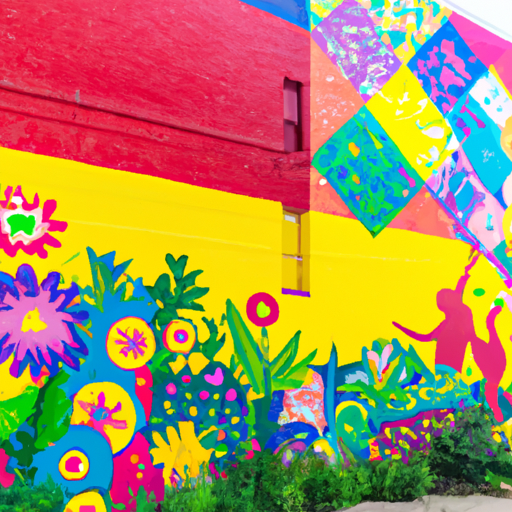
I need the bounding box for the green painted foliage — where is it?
[146,254,209,328]
[1,372,72,474]
[34,371,72,450]
[84,247,135,311]
[225,299,317,396]
[0,387,39,443]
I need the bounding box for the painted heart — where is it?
[204,367,224,386]
[256,301,271,319]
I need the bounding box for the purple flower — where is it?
[0,264,88,377]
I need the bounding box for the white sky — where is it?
[439,0,512,43]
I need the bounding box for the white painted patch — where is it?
[469,71,512,128]
[422,126,446,139]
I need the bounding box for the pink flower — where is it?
[0,264,88,377]
[77,391,128,443]
[0,186,67,259]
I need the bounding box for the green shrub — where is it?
[212,450,305,512]
[362,452,434,504]
[427,405,512,487]
[303,451,434,509]
[160,472,217,512]
[212,448,433,512]
[0,475,64,512]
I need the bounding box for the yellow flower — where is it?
[150,421,215,485]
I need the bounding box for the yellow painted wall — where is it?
[3,146,512,390]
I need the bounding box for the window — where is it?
[282,209,310,297]
[283,78,302,153]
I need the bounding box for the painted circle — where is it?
[32,425,113,496]
[246,292,279,327]
[106,316,156,370]
[71,382,137,455]
[58,449,90,481]
[65,491,107,512]
[163,320,196,354]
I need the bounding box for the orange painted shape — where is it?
[389,186,457,239]
[310,168,356,219]
[311,39,364,155]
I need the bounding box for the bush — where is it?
[212,450,305,512]
[427,405,512,488]
[212,448,433,512]
[133,403,512,511]
[0,476,64,512]
[160,472,217,512]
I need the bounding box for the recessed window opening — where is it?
[282,208,310,297]
[283,78,302,153]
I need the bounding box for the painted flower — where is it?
[106,317,156,369]
[76,392,128,435]
[150,422,214,486]
[366,344,406,384]
[71,382,136,455]
[0,186,67,258]
[0,264,88,378]
[163,320,196,354]
[246,292,279,327]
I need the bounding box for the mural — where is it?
[1,220,512,510]
[2,0,512,511]
[311,0,512,284]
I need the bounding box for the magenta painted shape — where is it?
[204,367,224,386]
[226,388,237,401]
[426,149,505,254]
[246,292,279,327]
[65,456,82,473]
[311,0,401,101]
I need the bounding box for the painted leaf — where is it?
[375,354,402,391]
[283,347,317,381]
[180,286,209,306]
[148,273,171,301]
[200,316,225,360]
[111,258,133,285]
[226,299,265,395]
[165,254,188,281]
[34,371,72,449]
[271,331,300,379]
[0,387,39,442]
[180,269,204,290]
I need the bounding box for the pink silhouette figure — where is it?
[392,254,481,374]
[393,253,508,422]
[472,305,506,422]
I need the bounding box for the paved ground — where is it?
[340,495,512,511]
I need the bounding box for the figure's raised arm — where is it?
[392,321,436,342]
[455,252,480,295]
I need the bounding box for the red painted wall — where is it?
[0,0,310,208]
